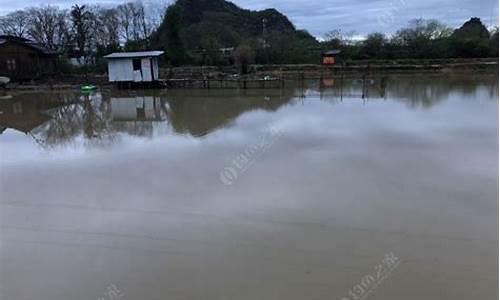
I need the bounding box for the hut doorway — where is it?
[132,59,141,71]
[132,59,142,82]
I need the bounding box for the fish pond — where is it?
[0,73,498,300]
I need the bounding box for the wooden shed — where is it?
[321,50,341,65]
[104,51,164,83]
[0,35,57,81]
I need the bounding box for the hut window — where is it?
[6,59,16,70]
[132,59,141,71]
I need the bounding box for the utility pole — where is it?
[262,18,268,37]
[262,18,269,64]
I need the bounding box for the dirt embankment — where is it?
[3,74,110,91]
[163,58,498,80]
[3,58,498,90]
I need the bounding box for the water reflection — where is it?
[165,89,293,136]
[111,96,166,122]
[1,73,498,300]
[0,73,497,149]
[110,96,167,139]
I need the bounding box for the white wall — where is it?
[141,58,152,81]
[108,59,134,82]
[152,57,159,80]
[108,57,161,82]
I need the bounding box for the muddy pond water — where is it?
[1,73,498,300]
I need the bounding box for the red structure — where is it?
[322,50,341,65]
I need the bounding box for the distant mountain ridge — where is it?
[451,17,490,40]
[153,0,316,51]
[450,17,493,57]
[178,0,296,33]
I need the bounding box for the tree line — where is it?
[232,18,499,67]
[154,6,499,68]
[0,2,498,68]
[322,18,498,61]
[0,1,166,64]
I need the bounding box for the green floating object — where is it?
[80,85,97,92]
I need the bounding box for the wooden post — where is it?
[280,68,284,88]
[340,72,344,101]
[362,74,366,99]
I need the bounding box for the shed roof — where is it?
[104,51,164,59]
[0,35,30,43]
[0,35,57,55]
[323,50,341,56]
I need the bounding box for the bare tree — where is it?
[0,10,31,37]
[394,18,452,44]
[140,1,168,41]
[117,2,135,42]
[144,0,168,34]
[96,8,120,47]
[28,5,68,50]
[0,1,166,55]
[56,10,72,52]
[128,1,150,41]
[131,2,144,41]
[324,29,357,47]
[116,1,165,44]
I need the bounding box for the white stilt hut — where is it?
[104,51,164,83]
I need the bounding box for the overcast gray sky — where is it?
[0,0,498,38]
